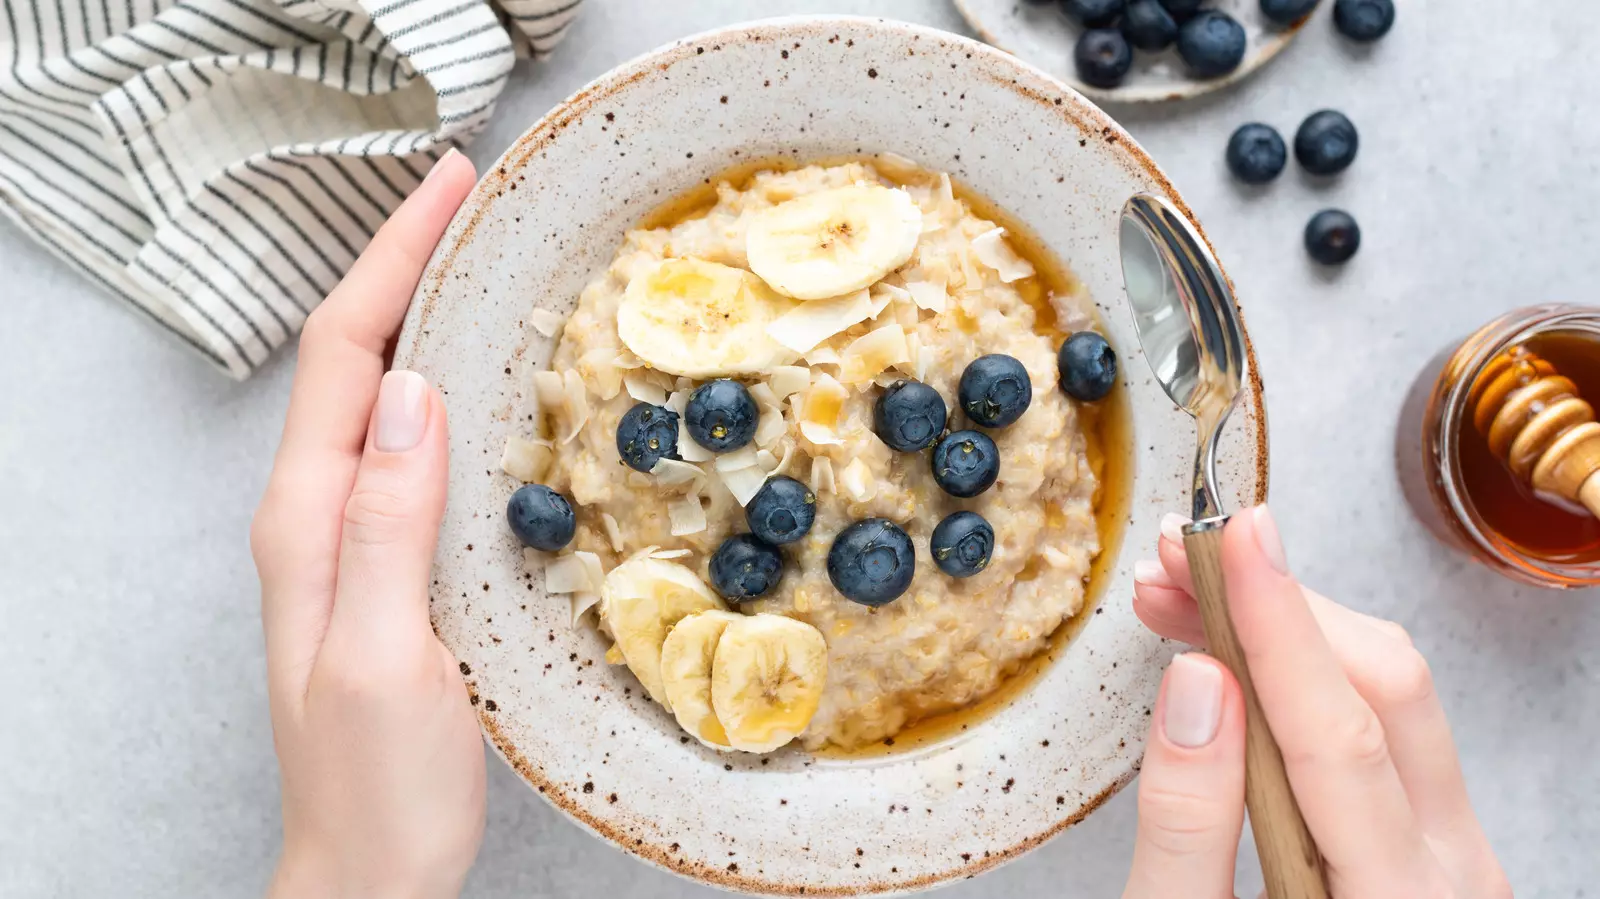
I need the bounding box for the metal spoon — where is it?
[1120,193,1329,899]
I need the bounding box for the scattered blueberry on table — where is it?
[874,379,948,452]
[959,354,1033,429]
[1226,122,1288,184]
[1258,0,1318,25]
[1177,10,1247,78]
[507,484,576,552]
[1058,332,1119,402]
[685,379,759,453]
[1294,109,1359,176]
[1333,0,1394,42]
[1061,0,1128,28]
[1074,28,1134,89]
[616,402,680,472]
[1304,209,1361,265]
[709,534,785,602]
[931,511,996,578]
[1120,0,1178,51]
[827,519,917,606]
[745,475,817,545]
[932,430,1001,498]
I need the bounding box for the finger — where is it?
[1122,654,1246,899]
[1133,561,1208,645]
[326,371,450,659]
[254,151,474,690]
[1222,506,1446,897]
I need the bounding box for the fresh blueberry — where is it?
[827,518,916,606]
[1333,0,1394,41]
[1304,209,1361,266]
[1177,11,1247,78]
[1058,331,1118,402]
[615,402,679,472]
[1226,123,1288,185]
[931,430,1000,498]
[745,476,817,545]
[709,534,784,602]
[1121,0,1178,51]
[684,379,759,453]
[931,511,995,579]
[1060,0,1126,28]
[874,380,948,452]
[1074,29,1134,89]
[1294,110,1359,176]
[959,354,1032,429]
[506,484,576,552]
[1259,0,1318,25]
[1157,0,1203,17]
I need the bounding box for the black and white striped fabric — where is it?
[0,0,582,377]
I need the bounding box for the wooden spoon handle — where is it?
[1183,522,1330,899]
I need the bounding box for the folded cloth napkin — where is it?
[0,0,581,377]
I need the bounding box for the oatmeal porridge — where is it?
[501,157,1123,753]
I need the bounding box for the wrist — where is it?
[269,843,461,899]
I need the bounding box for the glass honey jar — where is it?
[1396,304,1600,587]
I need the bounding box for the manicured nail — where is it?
[1163,654,1223,749]
[1133,559,1168,587]
[1160,513,1189,545]
[375,370,429,452]
[1252,504,1290,575]
[425,147,459,182]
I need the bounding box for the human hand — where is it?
[1120,505,1512,899]
[250,149,484,899]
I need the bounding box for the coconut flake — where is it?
[972,227,1035,283]
[771,441,799,477]
[668,493,708,536]
[810,457,836,496]
[755,405,787,447]
[529,308,565,338]
[867,287,896,321]
[839,457,878,503]
[937,172,956,208]
[676,419,714,462]
[665,389,690,415]
[546,554,592,593]
[798,373,848,446]
[613,349,644,370]
[650,458,707,489]
[532,370,565,409]
[499,435,553,483]
[559,370,590,444]
[601,513,625,553]
[749,382,781,411]
[569,592,601,628]
[719,464,767,506]
[715,445,760,472]
[766,289,874,354]
[840,323,910,384]
[623,371,667,406]
[522,546,548,571]
[650,548,693,560]
[905,278,948,313]
[578,552,604,591]
[768,366,811,402]
[872,371,903,389]
[804,346,842,367]
[579,348,623,400]
[756,448,779,471]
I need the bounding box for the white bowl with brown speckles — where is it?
[394,16,1268,896]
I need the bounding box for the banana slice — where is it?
[746,185,924,301]
[600,558,726,709]
[659,610,744,750]
[617,257,800,378]
[711,615,829,753]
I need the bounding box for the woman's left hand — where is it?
[250,149,486,899]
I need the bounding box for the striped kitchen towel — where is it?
[0,0,582,378]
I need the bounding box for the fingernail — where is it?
[424,147,459,182]
[375,370,429,452]
[1159,513,1189,545]
[1252,504,1290,575]
[1133,559,1167,587]
[1162,654,1223,749]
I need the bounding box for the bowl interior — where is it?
[396,15,1266,896]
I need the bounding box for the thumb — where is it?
[1123,653,1247,899]
[329,370,449,650]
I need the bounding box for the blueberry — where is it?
[709,534,784,602]
[1058,331,1118,401]
[1294,110,1359,176]
[1177,11,1247,78]
[1259,0,1318,25]
[1333,0,1393,41]
[931,511,995,579]
[1225,123,1287,185]
[874,380,948,452]
[959,355,1033,428]
[1157,0,1203,17]
[931,430,1000,498]
[615,402,679,472]
[684,379,758,453]
[745,475,817,545]
[827,518,916,606]
[1060,0,1126,28]
[1121,0,1178,51]
[506,484,576,552]
[1304,209,1361,266]
[1074,29,1133,89]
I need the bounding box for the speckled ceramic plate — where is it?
[955,0,1319,103]
[394,16,1268,896]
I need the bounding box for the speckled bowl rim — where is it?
[396,15,1270,896]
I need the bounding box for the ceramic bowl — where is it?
[394,15,1267,896]
[955,0,1319,103]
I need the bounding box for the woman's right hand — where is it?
[1120,505,1513,899]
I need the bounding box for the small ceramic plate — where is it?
[955,0,1319,103]
[395,15,1267,896]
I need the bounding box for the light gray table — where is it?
[3,1,1596,896]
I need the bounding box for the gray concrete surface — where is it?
[3,1,1597,896]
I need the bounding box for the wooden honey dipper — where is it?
[1468,345,1600,519]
